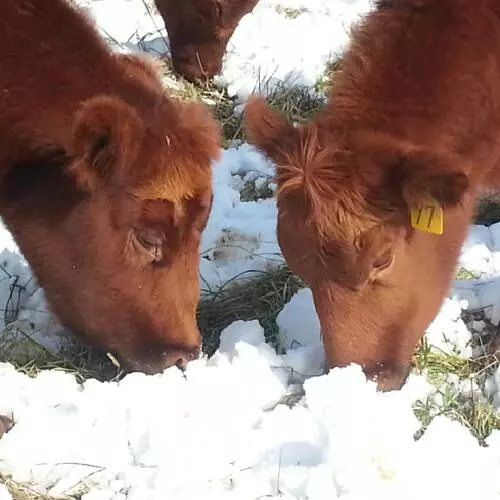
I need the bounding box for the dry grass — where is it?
[1,475,54,500]
[150,52,335,148]
[0,321,120,383]
[274,5,309,19]
[411,331,500,443]
[412,337,499,387]
[1,348,121,384]
[178,75,326,147]
[6,343,121,383]
[198,265,305,356]
[413,391,500,444]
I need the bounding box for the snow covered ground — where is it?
[2,337,500,500]
[3,0,500,498]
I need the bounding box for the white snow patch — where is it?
[218,0,373,100]
[424,298,472,357]
[0,223,66,355]
[2,339,499,499]
[0,484,11,500]
[276,288,320,351]
[200,144,281,290]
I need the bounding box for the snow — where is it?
[3,0,500,497]
[0,484,11,500]
[452,223,500,325]
[0,343,494,500]
[200,144,281,290]
[217,0,373,100]
[2,345,500,499]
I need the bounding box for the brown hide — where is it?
[244,0,500,391]
[0,414,12,439]
[0,0,221,374]
[155,0,259,81]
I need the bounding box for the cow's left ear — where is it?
[69,95,143,192]
[355,131,469,212]
[387,147,469,209]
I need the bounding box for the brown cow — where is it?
[244,0,500,391]
[155,0,259,82]
[0,0,220,374]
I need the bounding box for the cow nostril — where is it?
[174,347,200,371]
[188,346,200,361]
[175,358,186,372]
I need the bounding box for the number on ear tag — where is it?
[410,199,444,235]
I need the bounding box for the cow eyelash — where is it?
[134,230,165,263]
[136,233,162,249]
[214,1,222,20]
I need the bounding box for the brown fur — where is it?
[155,0,259,82]
[0,414,12,439]
[244,0,500,391]
[0,0,221,374]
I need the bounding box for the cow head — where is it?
[155,0,259,81]
[2,55,220,374]
[244,96,471,390]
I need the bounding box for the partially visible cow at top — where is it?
[155,0,259,82]
[0,0,220,374]
[245,0,500,391]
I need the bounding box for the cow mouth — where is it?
[171,43,225,82]
[362,360,411,391]
[107,345,201,375]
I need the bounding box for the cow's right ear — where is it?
[69,95,143,192]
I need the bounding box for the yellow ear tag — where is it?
[410,199,444,235]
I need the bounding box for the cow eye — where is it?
[372,251,394,271]
[134,229,164,263]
